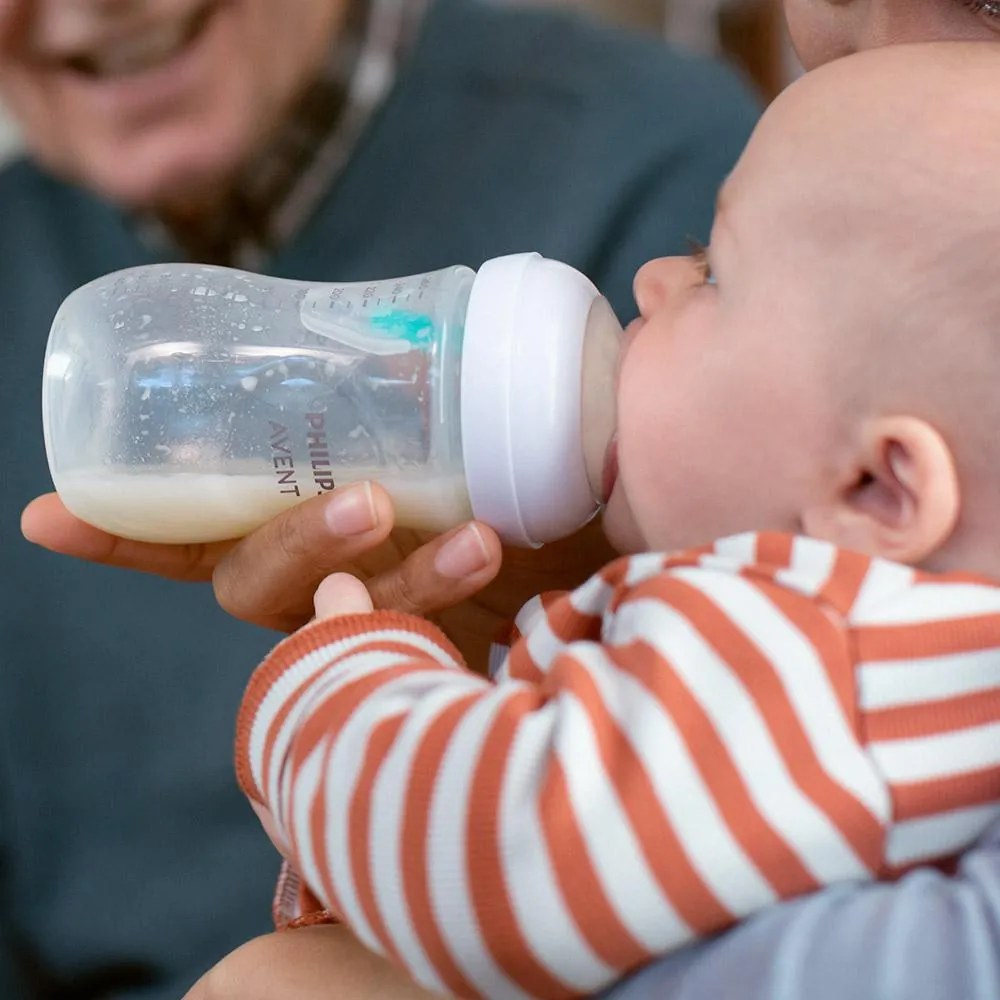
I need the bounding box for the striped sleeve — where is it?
[848,570,1000,873]
[496,553,680,684]
[236,558,892,1000]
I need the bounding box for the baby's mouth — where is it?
[600,319,640,506]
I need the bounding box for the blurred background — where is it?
[528,0,798,97]
[0,0,796,166]
[0,107,16,164]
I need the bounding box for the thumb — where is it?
[314,573,375,620]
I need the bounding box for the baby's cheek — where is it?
[619,328,669,411]
[614,398,672,549]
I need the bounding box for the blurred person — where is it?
[0,0,758,996]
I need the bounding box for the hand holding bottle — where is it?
[21,484,615,665]
[29,251,621,654]
[22,482,502,633]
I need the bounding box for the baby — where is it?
[234,42,1000,1000]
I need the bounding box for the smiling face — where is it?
[0,1,347,209]
[784,0,1000,68]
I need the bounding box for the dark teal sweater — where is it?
[0,2,756,995]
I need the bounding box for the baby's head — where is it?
[604,42,1000,576]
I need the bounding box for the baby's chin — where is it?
[601,491,647,555]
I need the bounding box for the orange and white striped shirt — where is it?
[236,532,1000,1000]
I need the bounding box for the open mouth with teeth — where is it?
[64,2,218,80]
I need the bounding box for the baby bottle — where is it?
[42,253,621,546]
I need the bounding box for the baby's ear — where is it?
[801,416,959,565]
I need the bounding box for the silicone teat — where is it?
[581,296,622,501]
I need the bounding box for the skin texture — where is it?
[0,0,348,210]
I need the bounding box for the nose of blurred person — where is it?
[633,256,699,319]
[784,0,1000,69]
[0,0,348,210]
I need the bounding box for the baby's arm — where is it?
[236,552,892,1000]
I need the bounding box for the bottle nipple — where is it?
[459,253,623,547]
[581,295,622,503]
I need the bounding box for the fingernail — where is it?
[434,524,490,579]
[324,482,378,536]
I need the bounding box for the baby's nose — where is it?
[633,256,689,317]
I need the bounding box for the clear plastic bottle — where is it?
[43,253,621,546]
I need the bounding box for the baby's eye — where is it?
[963,0,1000,23]
[686,238,716,287]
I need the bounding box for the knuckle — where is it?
[274,508,312,562]
[391,567,427,615]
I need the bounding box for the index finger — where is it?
[21,492,236,582]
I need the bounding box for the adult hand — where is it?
[21,483,500,631]
[22,483,616,662]
[183,925,439,1000]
